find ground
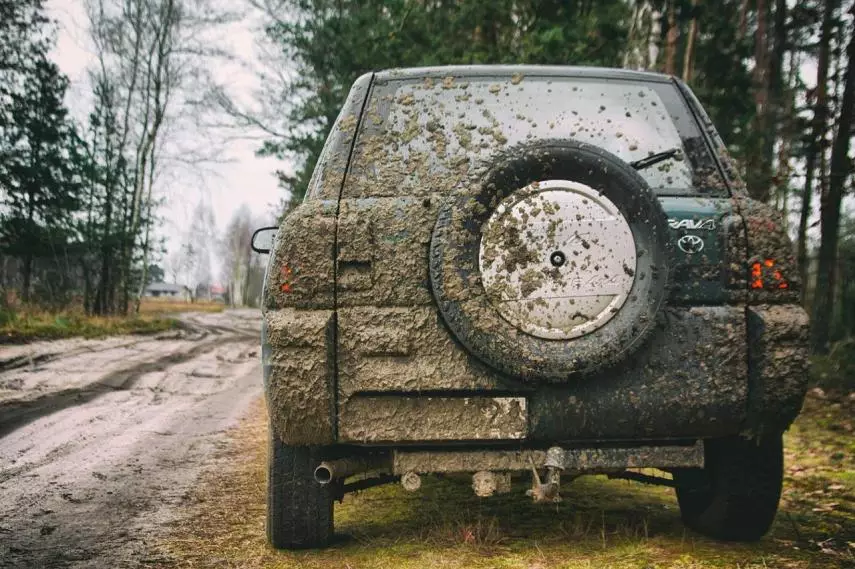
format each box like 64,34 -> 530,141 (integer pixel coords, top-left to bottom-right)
154,393 -> 855,569
0,313 -> 852,568
0,310 -> 261,568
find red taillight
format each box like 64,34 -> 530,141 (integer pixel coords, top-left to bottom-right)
279,264 -> 293,293
749,258 -> 788,290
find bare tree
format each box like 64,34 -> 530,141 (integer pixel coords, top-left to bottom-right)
174,199 -> 216,299
220,204 -> 254,306
84,0 -> 236,314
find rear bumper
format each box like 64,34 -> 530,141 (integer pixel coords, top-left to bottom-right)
263,304 -> 809,446
391,441 -> 705,474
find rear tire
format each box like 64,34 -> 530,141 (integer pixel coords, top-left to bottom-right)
267,429 -> 334,549
674,435 -> 783,541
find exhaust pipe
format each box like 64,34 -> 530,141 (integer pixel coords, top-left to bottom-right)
314,456 -> 388,484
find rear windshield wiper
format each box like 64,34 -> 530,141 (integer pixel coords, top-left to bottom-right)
630,147 -> 683,171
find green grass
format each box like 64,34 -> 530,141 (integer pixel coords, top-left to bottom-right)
0,297 -> 230,344
811,340 -> 855,392
0,306 -> 179,344
157,395 -> 855,569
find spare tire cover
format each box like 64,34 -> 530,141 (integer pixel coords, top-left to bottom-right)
429,140 -> 672,382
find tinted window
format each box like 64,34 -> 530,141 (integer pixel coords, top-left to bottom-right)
345,74 -> 726,198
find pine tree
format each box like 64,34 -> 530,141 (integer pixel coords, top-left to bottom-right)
0,3 -> 82,302
256,0 -> 630,207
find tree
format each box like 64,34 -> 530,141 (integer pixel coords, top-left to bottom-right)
221,204 -> 253,306
78,0 -> 235,314
811,1 -> 855,353
623,0 -> 662,70
191,201 -> 215,299
0,0 -> 82,303
231,0 -> 630,208
147,263 -> 165,284
797,0 -> 836,295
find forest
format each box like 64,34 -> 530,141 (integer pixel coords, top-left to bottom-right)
0,0 -> 267,330
1,0 -> 854,358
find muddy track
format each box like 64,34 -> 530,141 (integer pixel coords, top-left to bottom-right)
0,333 -> 249,441
0,310 -> 263,568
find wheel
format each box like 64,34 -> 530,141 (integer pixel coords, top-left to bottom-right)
674,435 -> 784,541
267,428 -> 334,549
429,139 -> 672,382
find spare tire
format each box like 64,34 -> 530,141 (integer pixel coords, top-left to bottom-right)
429,140 -> 672,382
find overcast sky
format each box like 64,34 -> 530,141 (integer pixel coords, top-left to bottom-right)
46,0 -> 285,280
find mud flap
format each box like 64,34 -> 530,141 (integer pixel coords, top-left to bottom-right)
744,304 -> 810,437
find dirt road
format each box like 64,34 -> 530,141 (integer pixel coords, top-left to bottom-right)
0,310 -> 263,568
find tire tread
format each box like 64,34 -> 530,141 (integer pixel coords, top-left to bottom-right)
267,429 -> 333,549
675,435 -> 783,541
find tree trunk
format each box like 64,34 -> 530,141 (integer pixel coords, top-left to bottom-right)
664,0 -> 678,75
682,0 -> 699,82
797,0 -> 836,301
754,0 -> 768,107
763,0 -> 788,209
737,0 -> 750,40
21,253 -> 33,304
811,11 -> 855,353
745,0 -> 773,201
96,163 -> 115,315
774,51 -> 798,224
133,140 -> 159,314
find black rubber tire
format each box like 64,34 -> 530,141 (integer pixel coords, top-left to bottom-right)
429,139 -> 672,382
267,429 -> 334,549
674,435 -> 784,541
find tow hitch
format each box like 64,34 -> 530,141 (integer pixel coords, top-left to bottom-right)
526,447 -> 565,503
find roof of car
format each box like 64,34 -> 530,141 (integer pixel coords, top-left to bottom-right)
374,65 -> 674,84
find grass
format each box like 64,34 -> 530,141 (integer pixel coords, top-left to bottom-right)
156,394 -> 855,569
0,298 -> 225,344
0,306 -> 179,344
811,340 -> 855,392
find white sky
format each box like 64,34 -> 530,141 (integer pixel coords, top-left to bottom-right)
46,0 -> 285,279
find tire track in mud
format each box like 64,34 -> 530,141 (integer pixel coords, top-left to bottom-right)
0,335 -> 167,374
0,311 -> 263,569
0,328 -> 254,440
0,352 -> 55,373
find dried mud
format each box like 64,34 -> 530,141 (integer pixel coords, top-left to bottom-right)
263,67 -> 809,448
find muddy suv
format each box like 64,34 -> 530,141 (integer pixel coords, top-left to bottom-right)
259,66 -> 809,549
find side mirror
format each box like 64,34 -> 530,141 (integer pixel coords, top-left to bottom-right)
251,226 -> 278,254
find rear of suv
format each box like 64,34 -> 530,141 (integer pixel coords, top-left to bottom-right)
261,65 -> 809,549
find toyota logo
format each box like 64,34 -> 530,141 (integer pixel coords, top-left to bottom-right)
677,234 -> 705,254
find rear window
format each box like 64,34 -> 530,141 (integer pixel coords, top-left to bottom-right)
344,74 -> 727,198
